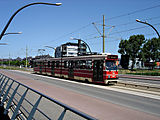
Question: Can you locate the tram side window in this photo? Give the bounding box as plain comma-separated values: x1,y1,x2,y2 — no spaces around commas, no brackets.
74,61,79,68
64,61,68,68
56,61,60,68
39,62,41,67
40,62,42,68
86,60,92,69
42,62,45,68
68,61,75,68
72,61,75,68
48,61,50,68
68,61,72,68
52,61,55,68
33,62,37,67
35,62,38,67
79,60,86,69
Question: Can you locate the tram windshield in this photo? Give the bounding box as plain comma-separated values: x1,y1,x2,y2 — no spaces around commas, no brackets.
105,61,117,70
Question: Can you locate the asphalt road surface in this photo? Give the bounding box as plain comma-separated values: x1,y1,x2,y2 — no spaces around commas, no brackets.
0,69,160,120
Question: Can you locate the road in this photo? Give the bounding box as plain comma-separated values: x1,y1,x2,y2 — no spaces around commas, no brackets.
0,69,160,120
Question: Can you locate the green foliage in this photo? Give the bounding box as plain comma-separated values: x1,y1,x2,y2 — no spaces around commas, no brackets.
126,72,160,76
138,37,160,70
119,69,160,76
118,40,129,55
0,60,27,66
118,34,145,70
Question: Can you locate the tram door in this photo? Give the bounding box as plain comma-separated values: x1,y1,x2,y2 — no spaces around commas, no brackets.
68,61,74,79
93,60,103,82
51,61,55,76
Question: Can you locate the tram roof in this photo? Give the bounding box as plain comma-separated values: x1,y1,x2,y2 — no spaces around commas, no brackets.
34,54,118,62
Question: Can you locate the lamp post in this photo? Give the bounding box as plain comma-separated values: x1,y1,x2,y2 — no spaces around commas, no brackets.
44,46,56,57
3,32,22,36
44,46,56,50
136,19,160,38
71,37,92,55
38,49,46,56
0,2,62,40
0,43,8,45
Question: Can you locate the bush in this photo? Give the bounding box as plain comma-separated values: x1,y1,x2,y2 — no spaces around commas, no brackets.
126,72,160,76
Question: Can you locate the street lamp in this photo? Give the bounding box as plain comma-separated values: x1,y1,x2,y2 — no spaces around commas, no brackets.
44,46,56,50
70,37,92,54
136,19,160,38
0,2,62,40
38,49,46,56
0,43,8,45
3,32,22,36
44,46,56,57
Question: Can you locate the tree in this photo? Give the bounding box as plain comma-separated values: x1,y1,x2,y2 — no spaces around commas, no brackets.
139,37,160,69
149,38,160,62
118,35,145,70
118,39,129,55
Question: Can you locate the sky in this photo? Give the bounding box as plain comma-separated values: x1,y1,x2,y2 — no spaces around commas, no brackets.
0,0,160,59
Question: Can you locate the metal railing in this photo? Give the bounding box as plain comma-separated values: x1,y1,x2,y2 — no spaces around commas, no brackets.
0,73,96,120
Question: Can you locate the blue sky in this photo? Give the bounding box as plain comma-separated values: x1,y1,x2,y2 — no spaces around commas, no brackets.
0,0,160,59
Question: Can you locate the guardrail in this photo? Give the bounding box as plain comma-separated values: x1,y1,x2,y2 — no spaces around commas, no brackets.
0,73,96,120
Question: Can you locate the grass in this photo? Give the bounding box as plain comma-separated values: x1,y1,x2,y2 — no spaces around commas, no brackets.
119,69,160,76
0,66,32,72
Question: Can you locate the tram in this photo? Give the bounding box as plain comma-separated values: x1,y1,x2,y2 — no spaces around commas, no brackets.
33,54,118,84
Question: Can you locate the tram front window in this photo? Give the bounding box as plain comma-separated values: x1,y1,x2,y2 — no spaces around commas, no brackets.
106,61,117,70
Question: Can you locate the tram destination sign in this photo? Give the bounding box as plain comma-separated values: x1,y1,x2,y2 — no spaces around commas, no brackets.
107,55,118,60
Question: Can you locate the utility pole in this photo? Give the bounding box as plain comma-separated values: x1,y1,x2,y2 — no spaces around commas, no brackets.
1,56,3,66
26,45,28,69
103,15,105,53
9,53,10,68
93,15,114,53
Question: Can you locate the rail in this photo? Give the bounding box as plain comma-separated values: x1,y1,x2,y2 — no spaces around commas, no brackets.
117,80,160,92
0,73,96,120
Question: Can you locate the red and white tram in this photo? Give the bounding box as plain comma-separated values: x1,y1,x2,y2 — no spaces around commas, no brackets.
33,54,118,84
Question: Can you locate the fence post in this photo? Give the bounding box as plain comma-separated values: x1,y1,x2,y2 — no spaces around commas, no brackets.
27,96,42,120
4,84,20,115
58,109,67,120
0,78,9,97
0,76,6,89
0,74,3,80
0,80,14,106
11,88,28,120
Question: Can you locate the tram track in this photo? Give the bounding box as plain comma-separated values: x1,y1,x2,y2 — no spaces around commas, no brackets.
115,78,160,92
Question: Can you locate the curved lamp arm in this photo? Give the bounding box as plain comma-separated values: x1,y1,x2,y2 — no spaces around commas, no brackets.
71,37,92,54
0,2,62,40
136,19,160,38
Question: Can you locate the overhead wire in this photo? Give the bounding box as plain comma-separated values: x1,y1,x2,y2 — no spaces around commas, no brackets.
41,3,160,47
94,4,160,24
110,22,160,35
17,2,160,57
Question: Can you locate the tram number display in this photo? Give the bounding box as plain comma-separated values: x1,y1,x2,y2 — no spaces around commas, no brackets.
107,55,118,59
